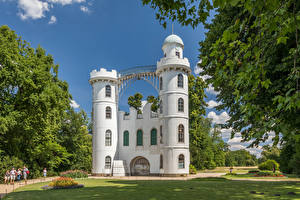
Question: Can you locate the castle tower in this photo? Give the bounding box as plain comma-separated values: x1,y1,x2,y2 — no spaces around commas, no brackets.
89,68,118,175
157,34,191,175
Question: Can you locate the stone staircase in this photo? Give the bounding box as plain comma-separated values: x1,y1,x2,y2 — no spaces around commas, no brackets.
112,160,127,176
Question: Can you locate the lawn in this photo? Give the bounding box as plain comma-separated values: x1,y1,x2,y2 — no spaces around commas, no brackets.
198,166,258,174
4,178,300,200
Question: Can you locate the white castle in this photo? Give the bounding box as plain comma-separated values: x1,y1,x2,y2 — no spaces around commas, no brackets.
89,34,191,176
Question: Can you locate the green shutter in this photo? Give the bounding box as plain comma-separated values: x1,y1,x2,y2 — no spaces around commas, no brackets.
137,130,143,146
123,131,129,146
151,129,157,145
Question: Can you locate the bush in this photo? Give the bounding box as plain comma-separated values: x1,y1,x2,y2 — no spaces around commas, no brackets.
258,160,279,171
248,170,260,173
60,170,88,179
49,177,78,187
256,171,284,177
189,164,197,174
225,172,237,176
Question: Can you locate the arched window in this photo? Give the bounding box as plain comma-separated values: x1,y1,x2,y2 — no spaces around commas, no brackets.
105,130,112,146
137,129,143,146
176,51,180,58
160,154,163,169
105,85,111,97
178,98,184,112
106,106,112,119
159,77,163,90
177,74,183,88
178,154,185,169
105,156,111,169
178,124,184,143
159,100,163,114
151,128,157,145
123,130,129,146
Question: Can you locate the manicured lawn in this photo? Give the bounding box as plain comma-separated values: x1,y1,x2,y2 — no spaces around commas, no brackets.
4,178,300,200
198,166,258,174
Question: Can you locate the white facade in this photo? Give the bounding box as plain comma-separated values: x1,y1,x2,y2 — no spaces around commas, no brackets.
89,34,191,176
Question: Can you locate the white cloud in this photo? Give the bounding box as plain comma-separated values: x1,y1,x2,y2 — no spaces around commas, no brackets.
80,5,90,13
205,84,220,95
194,60,212,81
207,100,221,109
48,15,57,24
70,100,80,108
208,111,230,124
18,0,49,20
47,0,85,6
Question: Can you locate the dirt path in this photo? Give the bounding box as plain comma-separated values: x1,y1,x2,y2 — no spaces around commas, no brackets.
0,177,57,199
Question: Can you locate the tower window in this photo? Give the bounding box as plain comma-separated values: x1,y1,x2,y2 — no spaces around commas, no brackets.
177,74,183,88
160,125,163,144
105,130,112,146
164,53,166,57
105,85,111,97
178,154,185,169
176,51,180,58
151,128,157,145
123,130,129,146
137,129,143,146
106,106,112,119
178,124,184,143
159,77,163,90
105,156,111,169
178,98,184,112
160,154,163,169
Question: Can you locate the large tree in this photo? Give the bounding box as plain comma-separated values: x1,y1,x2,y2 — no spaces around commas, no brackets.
0,25,71,174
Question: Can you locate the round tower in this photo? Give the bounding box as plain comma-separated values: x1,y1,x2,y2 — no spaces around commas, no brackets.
157,34,191,175
89,68,118,176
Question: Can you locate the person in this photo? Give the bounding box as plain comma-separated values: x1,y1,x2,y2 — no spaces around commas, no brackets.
4,170,10,184
10,167,16,184
23,166,29,184
17,168,22,182
43,168,47,178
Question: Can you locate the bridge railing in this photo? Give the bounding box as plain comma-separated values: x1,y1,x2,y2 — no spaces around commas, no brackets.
119,65,156,77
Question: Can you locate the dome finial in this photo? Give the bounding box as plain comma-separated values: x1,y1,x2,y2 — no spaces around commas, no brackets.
172,23,174,35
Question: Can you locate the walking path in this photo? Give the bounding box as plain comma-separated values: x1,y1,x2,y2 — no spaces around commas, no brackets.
0,177,56,199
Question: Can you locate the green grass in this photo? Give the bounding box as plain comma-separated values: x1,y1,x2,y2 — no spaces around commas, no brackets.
4,178,300,200
198,166,258,173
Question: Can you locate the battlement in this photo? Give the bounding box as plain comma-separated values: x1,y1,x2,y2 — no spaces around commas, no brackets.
90,68,118,83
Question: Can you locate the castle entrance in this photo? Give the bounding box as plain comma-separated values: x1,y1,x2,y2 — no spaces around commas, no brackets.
130,157,150,176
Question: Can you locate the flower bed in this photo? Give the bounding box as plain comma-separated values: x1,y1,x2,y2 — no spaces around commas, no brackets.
254,171,285,177
60,170,88,179
42,177,84,190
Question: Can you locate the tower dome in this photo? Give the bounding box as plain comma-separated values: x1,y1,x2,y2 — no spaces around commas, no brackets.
163,34,184,48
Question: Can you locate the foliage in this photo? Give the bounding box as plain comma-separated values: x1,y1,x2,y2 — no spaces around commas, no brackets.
49,177,78,187
146,95,159,112
256,171,284,177
57,109,92,172
258,146,280,164
258,160,280,171
280,137,300,175
248,170,260,173
189,164,197,174
0,155,24,183
225,150,257,167
60,170,89,179
128,93,143,113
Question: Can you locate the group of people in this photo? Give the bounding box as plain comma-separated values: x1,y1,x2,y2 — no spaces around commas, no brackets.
4,166,29,185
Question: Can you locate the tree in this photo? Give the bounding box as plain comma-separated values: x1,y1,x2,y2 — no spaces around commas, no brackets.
146,95,159,112
142,0,300,174
0,25,71,173
57,108,92,172
128,93,143,113
225,150,257,167
259,146,280,164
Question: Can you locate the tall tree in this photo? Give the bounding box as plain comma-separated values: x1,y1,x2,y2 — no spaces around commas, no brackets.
0,25,71,173
128,93,143,113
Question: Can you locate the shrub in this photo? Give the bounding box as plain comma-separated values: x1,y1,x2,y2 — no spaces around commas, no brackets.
258,160,279,171
189,164,197,174
49,177,78,187
255,171,284,177
60,170,88,179
248,170,260,173
225,172,237,175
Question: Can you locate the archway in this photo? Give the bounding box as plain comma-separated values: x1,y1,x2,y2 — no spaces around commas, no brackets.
130,156,150,176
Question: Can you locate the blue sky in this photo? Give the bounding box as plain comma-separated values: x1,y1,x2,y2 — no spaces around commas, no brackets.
0,0,271,156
